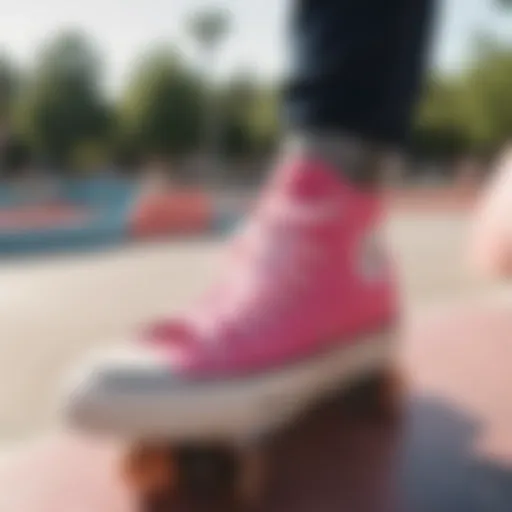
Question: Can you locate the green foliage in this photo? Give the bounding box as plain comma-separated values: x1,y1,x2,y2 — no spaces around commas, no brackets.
414,75,470,159
220,72,258,156
14,31,111,169
7,26,512,176
462,45,512,151
0,55,19,121
119,46,203,159
414,37,512,160
219,72,280,157
69,139,109,173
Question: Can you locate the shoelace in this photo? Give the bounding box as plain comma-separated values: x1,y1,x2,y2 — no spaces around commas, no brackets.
146,193,340,351
191,214,320,345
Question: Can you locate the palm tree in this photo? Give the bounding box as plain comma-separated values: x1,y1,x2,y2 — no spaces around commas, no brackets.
188,7,230,182
0,55,18,130
189,8,230,57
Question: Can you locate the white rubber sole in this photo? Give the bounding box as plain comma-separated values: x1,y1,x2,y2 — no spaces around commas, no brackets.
65,328,395,443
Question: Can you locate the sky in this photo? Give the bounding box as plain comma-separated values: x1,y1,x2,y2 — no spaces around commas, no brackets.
1,0,512,93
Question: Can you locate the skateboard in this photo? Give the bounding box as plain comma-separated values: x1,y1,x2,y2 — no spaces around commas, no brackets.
1,305,512,512
55,329,400,509
119,367,400,509
0,367,400,512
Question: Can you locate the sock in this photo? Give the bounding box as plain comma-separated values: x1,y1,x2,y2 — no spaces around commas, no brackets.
285,131,389,187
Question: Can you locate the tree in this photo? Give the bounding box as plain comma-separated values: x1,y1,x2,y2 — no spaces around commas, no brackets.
412,34,512,164
188,7,230,69
413,75,470,161
119,46,203,160
220,72,259,156
247,86,280,155
0,55,19,123
459,43,512,153
188,7,230,174
220,72,280,158
15,31,112,170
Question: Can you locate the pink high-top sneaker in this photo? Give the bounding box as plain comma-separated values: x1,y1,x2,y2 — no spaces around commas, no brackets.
64,155,398,440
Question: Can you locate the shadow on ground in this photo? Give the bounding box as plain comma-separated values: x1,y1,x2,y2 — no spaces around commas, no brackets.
256,394,512,512
1,392,512,512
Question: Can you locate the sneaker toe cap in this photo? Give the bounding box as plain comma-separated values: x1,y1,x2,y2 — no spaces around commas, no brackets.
61,344,182,434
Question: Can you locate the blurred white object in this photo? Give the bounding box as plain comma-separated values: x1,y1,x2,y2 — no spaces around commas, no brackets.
469,146,512,277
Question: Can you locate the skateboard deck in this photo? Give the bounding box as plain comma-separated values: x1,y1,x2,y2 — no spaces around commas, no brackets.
1,304,512,512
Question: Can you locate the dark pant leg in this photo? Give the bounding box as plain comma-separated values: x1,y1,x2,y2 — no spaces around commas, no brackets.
284,0,437,148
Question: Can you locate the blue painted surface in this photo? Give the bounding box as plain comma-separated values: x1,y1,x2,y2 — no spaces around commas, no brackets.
0,178,241,254
0,178,137,255
61,177,136,211
0,215,127,255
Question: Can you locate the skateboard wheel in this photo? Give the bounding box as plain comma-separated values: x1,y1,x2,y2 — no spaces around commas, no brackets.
122,444,175,497
176,445,265,507
175,445,239,501
124,443,265,509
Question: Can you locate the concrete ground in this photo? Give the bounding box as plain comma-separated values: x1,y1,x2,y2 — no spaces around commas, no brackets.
0,210,510,446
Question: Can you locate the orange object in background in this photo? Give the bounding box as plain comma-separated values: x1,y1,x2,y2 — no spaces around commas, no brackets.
130,188,213,238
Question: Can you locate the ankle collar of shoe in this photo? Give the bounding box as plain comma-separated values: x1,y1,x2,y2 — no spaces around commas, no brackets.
285,130,389,188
